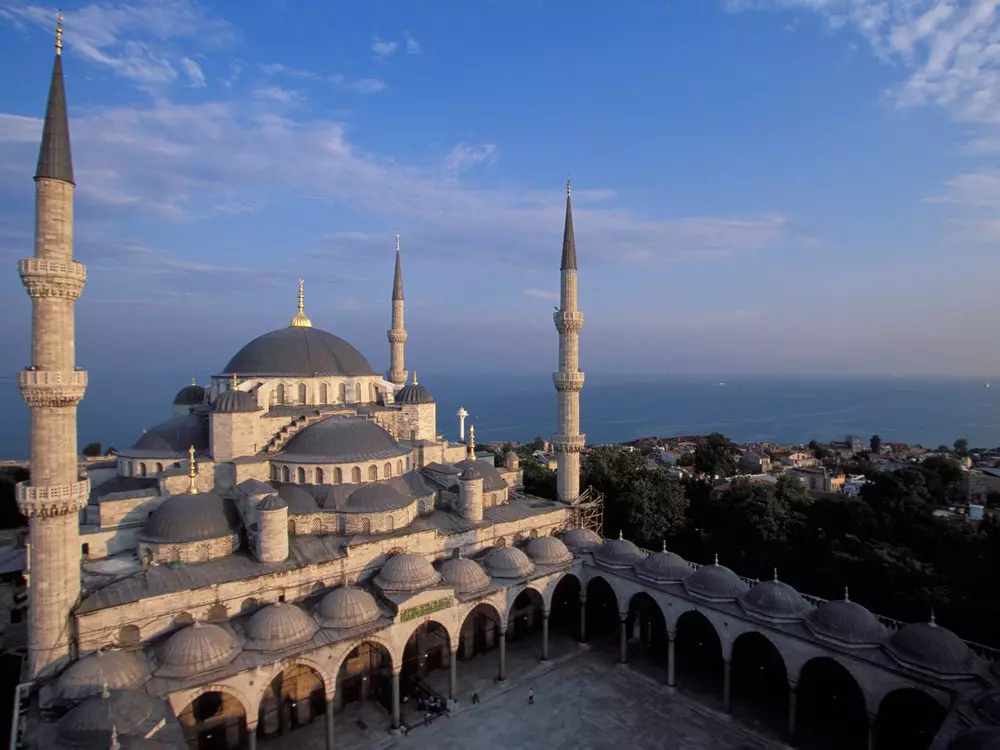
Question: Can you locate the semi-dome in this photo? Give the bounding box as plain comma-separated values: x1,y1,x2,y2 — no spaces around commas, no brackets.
57,688,161,749
345,483,412,513
156,621,240,678
212,389,260,414
887,618,975,674
460,465,484,481
258,494,287,511
374,553,441,593
283,417,409,463
316,586,380,629
741,574,810,621
223,326,374,377
244,602,319,652
525,536,572,566
452,459,508,492
593,533,644,569
141,491,240,544
173,383,205,406
561,528,602,550
636,546,694,584
276,483,320,515
485,546,536,578
395,374,435,405
56,650,149,704
440,556,491,595
806,591,886,645
948,728,1000,750
128,413,208,455
683,557,750,601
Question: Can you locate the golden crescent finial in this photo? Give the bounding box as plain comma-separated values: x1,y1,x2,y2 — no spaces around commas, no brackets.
55,11,63,56
289,278,312,327
187,445,198,494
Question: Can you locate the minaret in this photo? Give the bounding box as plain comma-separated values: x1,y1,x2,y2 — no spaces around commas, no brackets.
17,14,90,679
552,178,585,503
386,234,408,386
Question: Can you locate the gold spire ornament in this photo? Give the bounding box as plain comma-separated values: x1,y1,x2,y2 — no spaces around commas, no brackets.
467,424,476,459
55,11,63,55
187,445,198,494
190,375,197,387
289,278,312,328
231,373,238,390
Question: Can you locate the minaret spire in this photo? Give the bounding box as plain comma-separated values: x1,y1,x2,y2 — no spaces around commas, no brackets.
553,177,585,503
386,234,409,386
18,21,89,678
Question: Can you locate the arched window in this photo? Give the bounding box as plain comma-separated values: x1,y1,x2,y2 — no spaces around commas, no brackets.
126,461,133,475
370,382,376,402
297,466,306,484
281,466,290,482
386,516,394,532
334,467,342,484
396,459,403,475
271,465,279,481
368,465,378,481
384,462,392,478
361,518,371,534
406,457,410,471
276,384,286,405
351,466,361,483
298,383,307,404
311,518,322,534
288,520,295,535
320,383,329,404
155,462,163,474
315,467,324,484
138,463,147,477
338,383,347,402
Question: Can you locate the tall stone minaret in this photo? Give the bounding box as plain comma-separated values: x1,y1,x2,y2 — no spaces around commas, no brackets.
553,178,585,503
17,15,89,679
386,234,408,387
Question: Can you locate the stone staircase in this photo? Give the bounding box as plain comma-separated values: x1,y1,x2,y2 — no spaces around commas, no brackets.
262,410,332,455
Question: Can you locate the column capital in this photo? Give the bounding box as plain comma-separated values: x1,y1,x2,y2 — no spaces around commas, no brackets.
619,611,629,622
391,665,403,677
667,629,676,641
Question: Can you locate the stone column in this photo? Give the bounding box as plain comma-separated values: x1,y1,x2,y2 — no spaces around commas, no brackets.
325,695,335,750
723,657,732,713
619,613,628,664
498,627,507,681
541,611,550,662
787,682,797,740
867,713,876,750
667,631,676,687
391,668,401,729
449,647,458,699
579,597,587,643
247,724,257,750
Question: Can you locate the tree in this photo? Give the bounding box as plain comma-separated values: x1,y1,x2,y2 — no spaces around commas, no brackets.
692,433,738,480
808,439,829,461
521,460,556,501
627,468,689,546
774,473,808,506
870,434,883,454
954,438,969,456
82,442,102,458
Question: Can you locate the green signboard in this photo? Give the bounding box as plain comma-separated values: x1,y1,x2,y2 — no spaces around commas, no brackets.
400,596,453,622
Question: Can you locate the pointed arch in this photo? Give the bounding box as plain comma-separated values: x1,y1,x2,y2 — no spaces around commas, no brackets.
674,610,724,703
874,688,947,750
297,383,307,404
276,384,286,405
320,383,329,404
457,602,504,663
334,467,342,484
584,576,619,641
297,467,306,484
368,465,378,481
384,462,392,478
281,466,290,482
730,631,788,735
315,467,324,484
351,466,361,483
794,656,868,749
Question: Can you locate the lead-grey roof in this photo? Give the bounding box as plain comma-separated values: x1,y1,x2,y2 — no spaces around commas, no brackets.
128,413,209,456
452,459,507,492
172,384,205,406
282,417,409,463
36,53,74,184
222,326,375,377
212,389,260,414
258,494,287,511
90,475,159,502
141,491,241,544
56,690,164,749
395,381,434,405
887,620,975,674
345,483,413,513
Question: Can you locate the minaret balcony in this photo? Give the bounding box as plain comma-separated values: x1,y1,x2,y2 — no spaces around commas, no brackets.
19,368,87,408
552,434,587,453
552,371,585,392
18,258,86,300
387,329,408,344
16,478,90,517
553,310,584,334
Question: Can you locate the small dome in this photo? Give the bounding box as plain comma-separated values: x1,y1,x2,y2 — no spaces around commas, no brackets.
129,413,208,455
142,491,240,544
56,650,149,704
486,546,536,578
283,417,409,463
636,548,694,585
948,728,1000,750
593,533,644,569
807,593,886,645
440,556,491,595
525,536,572,566
156,621,240,678
57,689,161,749
258,494,287,511
742,576,810,621
374,553,441,593
561,528,602,550
395,376,435,405
460,465,484,481
452,459,508,491
345,483,412,513
173,383,205,406
887,619,975,674
504,450,519,467
244,602,318,652
684,558,750,601
316,586,380,629
212,389,260,414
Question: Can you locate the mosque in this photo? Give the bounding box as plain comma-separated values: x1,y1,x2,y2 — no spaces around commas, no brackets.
13,18,1000,750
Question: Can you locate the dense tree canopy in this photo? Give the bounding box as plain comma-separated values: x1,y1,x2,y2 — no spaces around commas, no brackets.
692,433,739,480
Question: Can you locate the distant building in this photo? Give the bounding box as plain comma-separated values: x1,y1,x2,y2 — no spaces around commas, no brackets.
791,467,845,493
739,450,771,474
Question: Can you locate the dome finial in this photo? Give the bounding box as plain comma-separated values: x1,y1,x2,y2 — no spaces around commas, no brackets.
467,424,475,459
231,372,237,390
844,586,850,602
191,375,197,387
457,547,463,559
110,725,120,750
618,529,623,540
55,10,63,56
100,681,110,699
187,445,198,494
290,278,313,327
412,371,418,386
773,567,779,582
713,553,719,566
929,607,937,627
662,540,667,552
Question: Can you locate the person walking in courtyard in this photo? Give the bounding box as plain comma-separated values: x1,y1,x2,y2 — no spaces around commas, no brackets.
472,692,479,705
529,687,534,705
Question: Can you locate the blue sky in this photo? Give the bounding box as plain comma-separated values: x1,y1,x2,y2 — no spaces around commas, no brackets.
0,0,998,378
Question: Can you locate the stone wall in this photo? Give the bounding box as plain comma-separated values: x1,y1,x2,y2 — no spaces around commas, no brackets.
96,492,165,529
79,524,141,559
270,457,411,485
211,412,259,462
161,463,216,496
138,533,238,566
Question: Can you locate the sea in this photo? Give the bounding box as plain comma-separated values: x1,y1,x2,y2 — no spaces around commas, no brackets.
0,372,998,460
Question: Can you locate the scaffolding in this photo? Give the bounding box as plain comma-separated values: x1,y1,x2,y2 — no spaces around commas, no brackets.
568,486,604,538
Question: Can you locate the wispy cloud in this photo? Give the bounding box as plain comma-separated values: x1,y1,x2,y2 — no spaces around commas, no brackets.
928,172,1000,208
444,143,500,175
371,38,398,58
404,31,422,55
523,288,559,301
251,85,302,103
328,74,386,94
180,57,206,87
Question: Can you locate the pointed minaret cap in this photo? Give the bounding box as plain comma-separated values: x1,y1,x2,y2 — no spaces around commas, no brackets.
392,234,404,301
560,176,576,270
36,11,74,184
290,278,312,328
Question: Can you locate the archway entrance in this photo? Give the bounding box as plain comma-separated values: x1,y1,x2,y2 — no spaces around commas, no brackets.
585,576,619,643
458,603,502,662
177,691,246,750
730,632,788,737
335,641,393,715
626,592,667,672
874,689,946,750
258,664,326,739
550,574,582,641
674,610,724,705
402,621,450,683
508,589,544,643
794,657,868,750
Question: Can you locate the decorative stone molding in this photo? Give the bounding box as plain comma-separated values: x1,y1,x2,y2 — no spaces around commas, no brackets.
552,372,585,392
552,433,587,453
553,310,584,334
16,478,90,517
18,258,87,300
387,329,408,344
19,369,87,408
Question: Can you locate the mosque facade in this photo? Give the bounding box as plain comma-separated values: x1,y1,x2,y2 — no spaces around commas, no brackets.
12,21,1000,750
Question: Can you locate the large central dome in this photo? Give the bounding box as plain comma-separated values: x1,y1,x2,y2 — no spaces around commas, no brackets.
223,326,375,377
